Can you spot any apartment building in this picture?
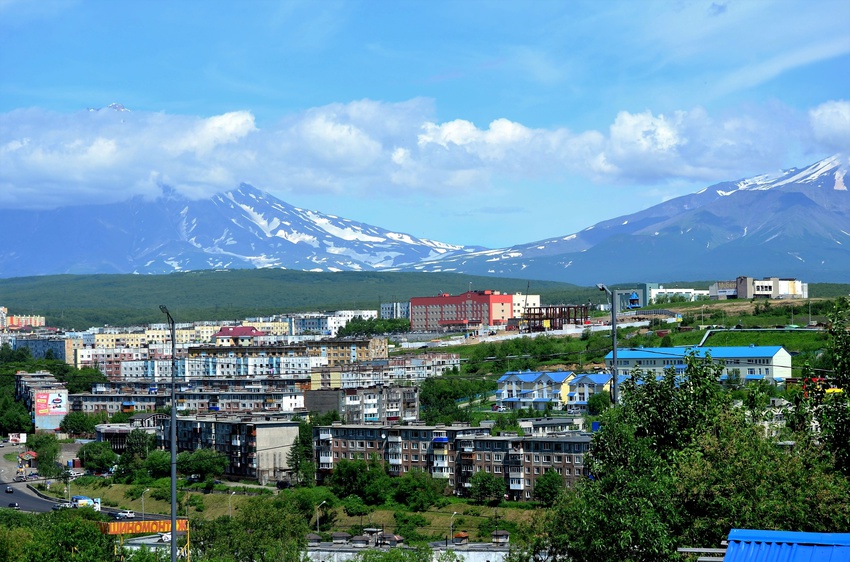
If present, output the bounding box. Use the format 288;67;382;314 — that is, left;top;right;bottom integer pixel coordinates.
410;290;515;332
310;352;460;390
314;421;591;500
188;337;388;370
69;375;309;415
164;413;301;483
291;310;378;337
495;371;574;411
380;301;410;320
605;345;793;383
14;371;69;432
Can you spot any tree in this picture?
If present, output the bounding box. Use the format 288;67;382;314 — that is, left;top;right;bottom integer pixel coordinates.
513;351;850;562
77;441;117;473
468;471;505;505
286;419;316;486
342;494;372;527
176;448;228;481
532;469;563;507
586;392;610;416
29;432;61;478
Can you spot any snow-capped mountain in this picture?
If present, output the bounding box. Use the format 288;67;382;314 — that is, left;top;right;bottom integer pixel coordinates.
0;184;481;278
0;155;847;284
404;154;850;284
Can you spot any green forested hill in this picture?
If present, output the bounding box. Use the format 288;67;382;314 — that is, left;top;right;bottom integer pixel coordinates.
0;270;589;330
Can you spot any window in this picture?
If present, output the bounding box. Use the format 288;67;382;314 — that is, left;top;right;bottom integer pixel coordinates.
485;454;491;461
494;466;502;473
412;454;418;461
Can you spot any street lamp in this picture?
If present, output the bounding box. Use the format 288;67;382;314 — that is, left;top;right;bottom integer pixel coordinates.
229;491;236;518
159;305;178;562
142;488;149;520
597;284;620;405
316;500;327;533
450;511;458;542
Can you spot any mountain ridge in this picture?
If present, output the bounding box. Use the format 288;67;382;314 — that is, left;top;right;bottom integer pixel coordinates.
1;155;847;284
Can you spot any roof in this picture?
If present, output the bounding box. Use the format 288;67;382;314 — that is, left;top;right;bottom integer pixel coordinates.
724;529;850;562
213;326;266;338
604;345;787;361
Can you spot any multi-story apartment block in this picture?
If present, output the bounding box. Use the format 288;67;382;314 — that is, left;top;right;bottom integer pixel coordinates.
187;337;388;371
14;371;69;432
291;310;378;337
70;375;308;415
510;293;541;320
636;282;709;305
380;302;410;320
606;345;793;383
303;386;420;424
12;337;67;361
164;413;301;483
495;371;573;411
314;421;591;500
310;352;460;390
410;290;516;332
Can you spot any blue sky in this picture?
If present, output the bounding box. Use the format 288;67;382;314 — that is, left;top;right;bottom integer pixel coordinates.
1;0;849;248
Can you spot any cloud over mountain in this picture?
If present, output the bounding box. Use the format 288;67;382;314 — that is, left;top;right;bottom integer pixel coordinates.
2;99;847;215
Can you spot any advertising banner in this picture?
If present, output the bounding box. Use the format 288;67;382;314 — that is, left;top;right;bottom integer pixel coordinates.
99;519;189;536
34;392;67;416
9;433;26;444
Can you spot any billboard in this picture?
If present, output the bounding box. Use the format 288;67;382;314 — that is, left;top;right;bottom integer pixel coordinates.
8;433;26;444
99;519;189;536
35;392;67;416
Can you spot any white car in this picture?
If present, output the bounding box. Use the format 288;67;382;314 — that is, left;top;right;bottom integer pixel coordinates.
114;510;135;519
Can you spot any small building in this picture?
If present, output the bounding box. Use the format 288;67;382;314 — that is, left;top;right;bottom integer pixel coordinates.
491;530;510;545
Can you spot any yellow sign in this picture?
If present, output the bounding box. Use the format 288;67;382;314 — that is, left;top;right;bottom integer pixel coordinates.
99;519;188;535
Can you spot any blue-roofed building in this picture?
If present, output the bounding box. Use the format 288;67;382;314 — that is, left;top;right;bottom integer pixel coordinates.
496;370;574;411
604;345;792;384
723;529;850;562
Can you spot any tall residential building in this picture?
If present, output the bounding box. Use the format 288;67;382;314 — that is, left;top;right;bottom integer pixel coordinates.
410;290;515;332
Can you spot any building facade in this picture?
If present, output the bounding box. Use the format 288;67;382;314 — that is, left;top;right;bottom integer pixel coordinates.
410;291;515;332
314;421;591;500
605;345;793;383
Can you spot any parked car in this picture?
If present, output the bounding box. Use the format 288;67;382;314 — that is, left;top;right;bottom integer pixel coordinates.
13;475;26;482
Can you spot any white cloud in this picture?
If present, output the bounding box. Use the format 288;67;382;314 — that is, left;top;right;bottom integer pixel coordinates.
0;99;840;210
810;100;850;152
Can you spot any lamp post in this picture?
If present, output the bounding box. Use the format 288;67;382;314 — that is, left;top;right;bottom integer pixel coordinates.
596;284;619;405
316;500;327;533
229;491;236;518
450;511;458;543
159;305;178;562
142;488;149;520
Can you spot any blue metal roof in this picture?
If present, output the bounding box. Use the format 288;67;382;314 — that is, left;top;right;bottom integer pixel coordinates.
604;345;786;360
725;529;850;562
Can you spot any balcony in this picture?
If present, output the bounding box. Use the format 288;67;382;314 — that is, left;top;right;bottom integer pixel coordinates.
432;457;449;468
388;456;402;465
319;453;333;463
387;434;402;443
509;479;525;490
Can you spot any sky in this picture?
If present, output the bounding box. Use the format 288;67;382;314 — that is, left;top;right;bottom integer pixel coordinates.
1;0;849;248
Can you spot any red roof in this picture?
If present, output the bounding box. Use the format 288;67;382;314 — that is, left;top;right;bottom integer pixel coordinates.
213;326;266;338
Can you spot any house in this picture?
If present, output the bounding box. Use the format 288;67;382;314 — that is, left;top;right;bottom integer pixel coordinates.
496;371;574;411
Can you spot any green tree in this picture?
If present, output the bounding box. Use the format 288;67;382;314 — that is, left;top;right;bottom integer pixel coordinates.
342;494;372;527
177;448;228;481
287;419;316;486
468;471;505;505
29;432;61;478
532;468;563;507
77;441;117;473
586;391;610;416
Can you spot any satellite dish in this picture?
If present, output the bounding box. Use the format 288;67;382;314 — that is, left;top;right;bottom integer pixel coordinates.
381;433;386;439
